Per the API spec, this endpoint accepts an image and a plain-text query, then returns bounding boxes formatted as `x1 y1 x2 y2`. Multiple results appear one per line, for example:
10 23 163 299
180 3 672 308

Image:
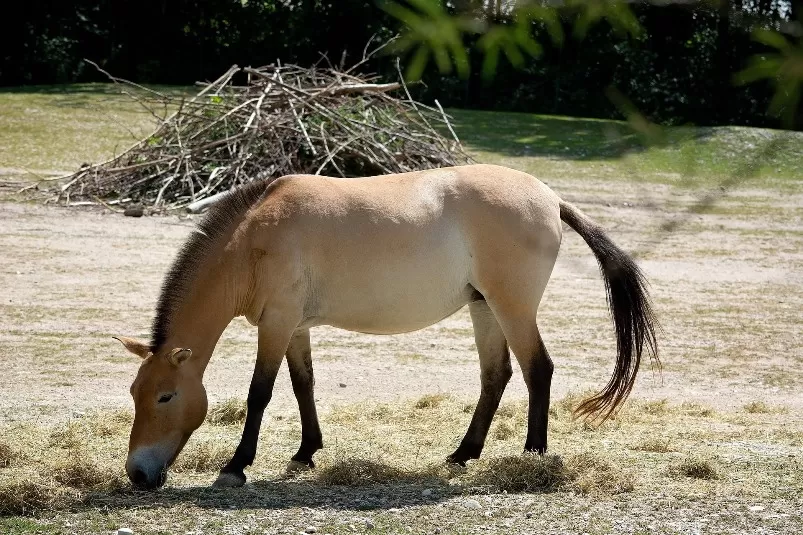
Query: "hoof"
446 455 468 468
212 471 246 488
286 460 313 474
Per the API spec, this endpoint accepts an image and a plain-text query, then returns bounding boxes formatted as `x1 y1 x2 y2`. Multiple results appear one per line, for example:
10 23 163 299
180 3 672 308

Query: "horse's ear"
114 336 152 359
167 348 192 367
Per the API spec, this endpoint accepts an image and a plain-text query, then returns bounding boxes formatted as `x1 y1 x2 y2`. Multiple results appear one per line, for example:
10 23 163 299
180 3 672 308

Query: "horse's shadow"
80 459 469 512
83 479 456 512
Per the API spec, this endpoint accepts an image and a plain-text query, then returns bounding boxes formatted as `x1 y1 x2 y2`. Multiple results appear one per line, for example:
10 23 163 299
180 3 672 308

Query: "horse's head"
115 336 208 489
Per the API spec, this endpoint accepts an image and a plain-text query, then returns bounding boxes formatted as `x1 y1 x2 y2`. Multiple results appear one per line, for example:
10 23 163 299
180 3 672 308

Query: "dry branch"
61 61 472 210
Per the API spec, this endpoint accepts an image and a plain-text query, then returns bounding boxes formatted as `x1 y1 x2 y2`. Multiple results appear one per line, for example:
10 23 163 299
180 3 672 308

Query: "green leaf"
752 28 793 53
733 56 784 86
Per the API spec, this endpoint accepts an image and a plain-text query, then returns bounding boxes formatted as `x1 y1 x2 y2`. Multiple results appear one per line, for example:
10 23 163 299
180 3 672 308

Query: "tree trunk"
715 0 732 124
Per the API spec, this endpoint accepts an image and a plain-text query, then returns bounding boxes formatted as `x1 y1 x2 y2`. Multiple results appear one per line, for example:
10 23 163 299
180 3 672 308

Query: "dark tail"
559 200 659 421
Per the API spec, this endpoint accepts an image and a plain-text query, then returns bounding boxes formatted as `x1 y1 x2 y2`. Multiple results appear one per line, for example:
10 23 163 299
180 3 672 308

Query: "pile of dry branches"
60 61 472 211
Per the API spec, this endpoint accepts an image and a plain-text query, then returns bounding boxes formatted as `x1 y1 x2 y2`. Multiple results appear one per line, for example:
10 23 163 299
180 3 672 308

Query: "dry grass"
51 456 125 490
466 453 568 492
744 401 773 413
0 392 801 532
670 456 719 480
492 420 517 441
631 437 675 453
172 440 232 473
743 401 787 414
678 401 715 417
567 453 635 495
0 441 12 467
206 398 247 425
640 399 670 415
316 457 433 486
414 393 450 409
0 479 79 516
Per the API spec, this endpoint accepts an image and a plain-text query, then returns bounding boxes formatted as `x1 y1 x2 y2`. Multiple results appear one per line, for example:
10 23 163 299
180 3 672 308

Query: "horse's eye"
158 393 174 404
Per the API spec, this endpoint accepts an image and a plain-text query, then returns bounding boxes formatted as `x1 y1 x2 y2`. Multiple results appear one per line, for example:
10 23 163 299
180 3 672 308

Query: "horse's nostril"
131 468 149 487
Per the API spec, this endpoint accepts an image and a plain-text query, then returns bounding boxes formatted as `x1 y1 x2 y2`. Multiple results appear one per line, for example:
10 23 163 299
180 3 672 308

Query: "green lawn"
448 108 803 185
0 84 800 188
0 84 189 178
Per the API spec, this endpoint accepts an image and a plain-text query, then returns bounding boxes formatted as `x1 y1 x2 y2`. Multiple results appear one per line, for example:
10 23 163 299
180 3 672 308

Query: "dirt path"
2 175 801 425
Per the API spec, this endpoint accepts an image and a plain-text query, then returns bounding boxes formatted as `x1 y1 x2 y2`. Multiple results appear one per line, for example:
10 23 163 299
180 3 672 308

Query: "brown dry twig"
61 61 472 211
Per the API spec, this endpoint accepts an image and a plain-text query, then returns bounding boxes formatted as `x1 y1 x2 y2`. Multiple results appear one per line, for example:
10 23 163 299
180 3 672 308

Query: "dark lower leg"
448 365 511 465
220 365 279 479
448 300 511 466
524 338 553 454
286 330 323 467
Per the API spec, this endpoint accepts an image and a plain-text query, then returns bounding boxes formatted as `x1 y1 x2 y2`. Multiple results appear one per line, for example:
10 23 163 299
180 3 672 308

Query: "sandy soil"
2 175 801 425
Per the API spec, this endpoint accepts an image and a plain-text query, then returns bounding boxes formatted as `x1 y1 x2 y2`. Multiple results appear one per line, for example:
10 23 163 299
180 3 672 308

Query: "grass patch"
0 441 13 467
449 108 803 182
414 393 450 409
51 457 125 490
670 457 719 480
631 437 675 453
678 401 715 417
743 401 786 414
0 84 192 179
316 457 432 486
466 453 568 492
0 479 79 516
567 453 635 495
492 420 517 441
495 401 525 420
172 441 232 473
465 452 632 495
549 389 596 419
640 399 670 415
207 398 247 425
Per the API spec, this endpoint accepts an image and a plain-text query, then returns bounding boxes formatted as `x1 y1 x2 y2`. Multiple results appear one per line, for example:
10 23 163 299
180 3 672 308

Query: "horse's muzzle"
128 464 167 489
126 447 171 490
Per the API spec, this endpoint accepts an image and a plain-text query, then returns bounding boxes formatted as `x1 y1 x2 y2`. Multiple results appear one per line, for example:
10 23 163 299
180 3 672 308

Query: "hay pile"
61 61 472 211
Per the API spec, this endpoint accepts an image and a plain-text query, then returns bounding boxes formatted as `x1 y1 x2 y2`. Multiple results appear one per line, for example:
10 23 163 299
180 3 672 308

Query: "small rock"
339 383 347 388
118 529 134 535
435 529 442 534
422 488 433 497
305 527 318 534
525 512 533 519
124 205 144 217
464 499 482 510
748 506 765 512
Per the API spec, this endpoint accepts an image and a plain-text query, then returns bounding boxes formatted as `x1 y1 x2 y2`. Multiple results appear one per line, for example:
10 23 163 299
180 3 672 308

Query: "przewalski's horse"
115 163 658 489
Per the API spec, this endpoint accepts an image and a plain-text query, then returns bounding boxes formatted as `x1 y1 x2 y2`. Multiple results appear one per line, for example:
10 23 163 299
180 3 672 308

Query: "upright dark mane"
150 178 279 352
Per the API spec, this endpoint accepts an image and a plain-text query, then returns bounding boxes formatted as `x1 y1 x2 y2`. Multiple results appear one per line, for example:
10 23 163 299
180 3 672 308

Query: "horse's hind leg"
285 328 323 468
447 299 512 466
491 309 553 453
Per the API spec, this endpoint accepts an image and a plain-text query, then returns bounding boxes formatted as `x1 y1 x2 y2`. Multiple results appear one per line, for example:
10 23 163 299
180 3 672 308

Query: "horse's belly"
307 231 473 334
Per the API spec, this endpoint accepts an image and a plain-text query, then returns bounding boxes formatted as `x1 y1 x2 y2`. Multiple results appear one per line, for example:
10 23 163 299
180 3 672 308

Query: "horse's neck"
160 275 237 375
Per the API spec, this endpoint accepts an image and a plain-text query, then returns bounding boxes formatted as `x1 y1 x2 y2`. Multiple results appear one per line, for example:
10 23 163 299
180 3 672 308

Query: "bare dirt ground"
1 172 802 534
1 176 801 420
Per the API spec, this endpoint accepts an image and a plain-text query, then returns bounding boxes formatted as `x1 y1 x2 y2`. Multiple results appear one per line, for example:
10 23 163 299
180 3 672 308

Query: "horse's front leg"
214 317 296 488
285 328 323 469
